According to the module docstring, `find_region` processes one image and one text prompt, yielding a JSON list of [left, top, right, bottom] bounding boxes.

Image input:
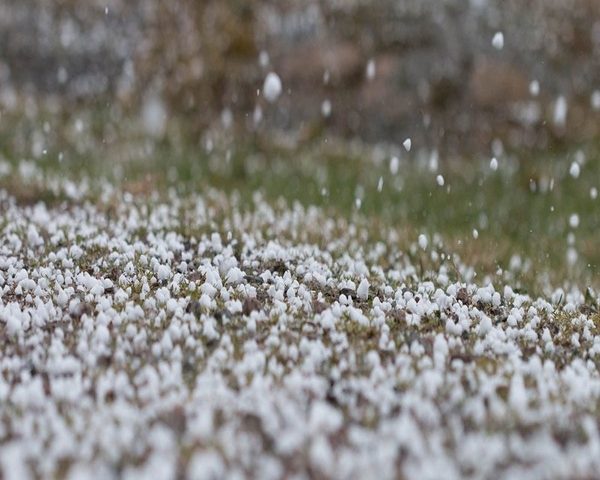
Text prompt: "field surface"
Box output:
[[1, 139, 600, 479]]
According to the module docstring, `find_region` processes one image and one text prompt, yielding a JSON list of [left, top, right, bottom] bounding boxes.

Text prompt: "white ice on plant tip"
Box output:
[[6, 315, 20, 337], [221, 109, 233, 129], [357, 278, 369, 301], [403, 138, 412, 152], [418, 233, 428, 250], [529, 80, 540, 97], [366, 59, 376, 80], [490, 157, 498, 171], [569, 214, 579, 229], [569, 161, 580, 178], [225, 267, 244, 285], [321, 99, 332, 117], [492, 31, 504, 50], [553, 96, 568, 127], [157, 264, 171, 281], [436, 174, 444, 186], [263, 72, 282, 103]]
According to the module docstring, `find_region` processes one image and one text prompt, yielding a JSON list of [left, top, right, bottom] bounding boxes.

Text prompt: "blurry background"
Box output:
[[2, 0, 600, 159]]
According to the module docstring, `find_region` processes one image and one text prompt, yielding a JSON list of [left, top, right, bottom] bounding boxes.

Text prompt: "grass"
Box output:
[[1, 105, 600, 296]]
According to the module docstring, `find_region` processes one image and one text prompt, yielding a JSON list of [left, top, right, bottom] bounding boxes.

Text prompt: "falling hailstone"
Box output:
[[377, 176, 383, 192], [436, 175, 445, 186], [569, 214, 580, 229], [490, 157, 498, 171], [553, 96, 567, 127], [357, 278, 369, 301], [428, 150, 439, 172], [366, 59, 376, 81], [390, 156, 399, 175], [592, 91, 600, 111], [263, 72, 282, 103], [321, 99, 332, 118], [403, 138, 412, 152], [529, 80, 540, 97], [569, 161, 580, 178], [567, 247, 578, 266], [259, 51, 270, 68], [492, 32, 504, 50], [142, 95, 167, 137], [253, 105, 263, 126], [221, 109, 234, 129]]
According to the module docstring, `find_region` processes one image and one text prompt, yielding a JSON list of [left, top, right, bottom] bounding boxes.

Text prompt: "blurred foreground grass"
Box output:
[[1, 108, 599, 296]]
